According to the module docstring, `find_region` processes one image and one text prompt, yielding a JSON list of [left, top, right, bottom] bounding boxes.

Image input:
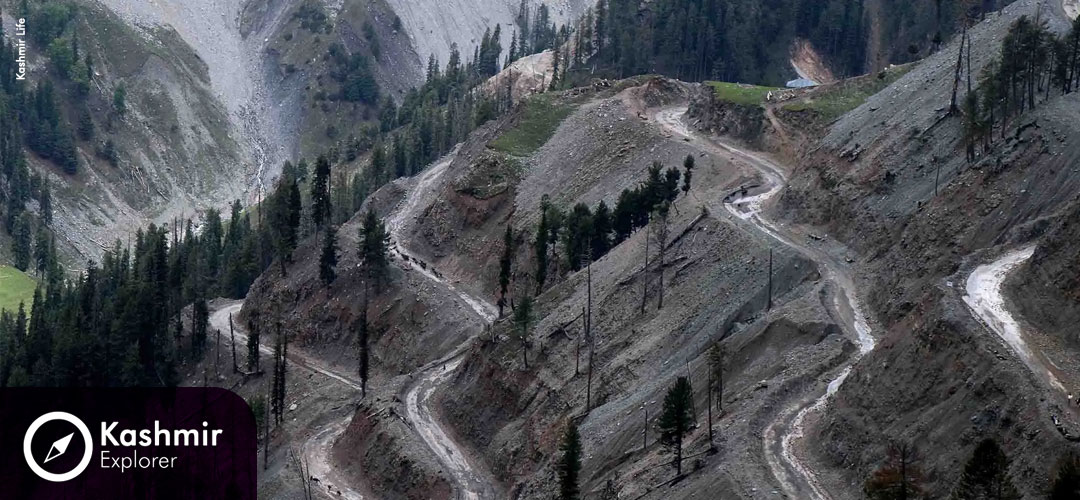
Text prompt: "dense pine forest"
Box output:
[[572, 0, 1016, 85]]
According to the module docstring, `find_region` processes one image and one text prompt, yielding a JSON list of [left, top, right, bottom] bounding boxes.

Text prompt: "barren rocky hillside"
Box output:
[[8, 0, 244, 262], [744, 0, 1080, 496], [238, 73, 874, 498], [386, 0, 590, 77], [38, 0, 1079, 497]]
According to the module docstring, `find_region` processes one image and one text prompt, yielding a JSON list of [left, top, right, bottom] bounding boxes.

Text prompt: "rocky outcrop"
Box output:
[[687, 86, 768, 148], [332, 405, 453, 500], [1009, 198, 1080, 348]]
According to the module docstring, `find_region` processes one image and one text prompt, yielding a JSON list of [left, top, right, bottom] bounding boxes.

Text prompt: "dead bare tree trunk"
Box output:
[[643, 407, 648, 452], [767, 248, 773, 311], [950, 24, 967, 114], [640, 231, 649, 315], [230, 313, 237, 373], [707, 370, 715, 452], [586, 259, 594, 411], [686, 360, 696, 426], [653, 208, 670, 311], [263, 383, 271, 471], [290, 450, 314, 500], [576, 306, 583, 376]]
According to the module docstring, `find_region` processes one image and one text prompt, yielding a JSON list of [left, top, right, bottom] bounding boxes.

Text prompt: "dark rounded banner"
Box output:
[[0, 388, 256, 499]]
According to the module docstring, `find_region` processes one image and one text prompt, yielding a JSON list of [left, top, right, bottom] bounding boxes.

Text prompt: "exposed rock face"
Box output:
[[687, 87, 768, 148], [332, 405, 453, 500], [29, 2, 245, 262], [1008, 198, 1080, 358], [98, 0, 297, 195], [384, 0, 593, 72]]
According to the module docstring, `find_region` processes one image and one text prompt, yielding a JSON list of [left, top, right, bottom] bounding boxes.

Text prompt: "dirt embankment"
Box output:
[[331, 404, 453, 499], [687, 88, 770, 149], [1009, 199, 1080, 336], [790, 38, 837, 85], [1006, 198, 1080, 395]]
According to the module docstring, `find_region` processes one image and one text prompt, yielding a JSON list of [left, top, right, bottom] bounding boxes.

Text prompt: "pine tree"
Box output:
[[562, 203, 592, 271], [658, 376, 693, 476], [515, 295, 533, 369], [269, 175, 302, 275], [357, 284, 370, 399], [359, 209, 390, 291], [950, 438, 1020, 500], [682, 154, 694, 196], [34, 227, 52, 276], [319, 225, 338, 286], [498, 224, 513, 318], [39, 179, 52, 225], [192, 298, 208, 359], [311, 155, 332, 232], [590, 200, 612, 260], [549, 49, 561, 91], [558, 423, 583, 500], [534, 208, 550, 295], [1050, 452, 1080, 500], [247, 314, 261, 372], [865, 441, 924, 500], [12, 212, 32, 271], [594, 0, 606, 57], [507, 29, 519, 66]]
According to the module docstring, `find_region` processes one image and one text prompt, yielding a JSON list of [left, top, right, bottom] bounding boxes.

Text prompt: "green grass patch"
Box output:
[[489, 95, 575, 156], [782, 65, 914, 122], [705, 82, 781, 107], [0, 266, 37, 315]]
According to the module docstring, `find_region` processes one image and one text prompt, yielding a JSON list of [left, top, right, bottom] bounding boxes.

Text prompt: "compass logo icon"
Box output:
[[23, 412, 94, 482]]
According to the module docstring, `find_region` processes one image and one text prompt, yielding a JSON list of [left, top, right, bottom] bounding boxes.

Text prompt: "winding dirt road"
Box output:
[[963, 247, 1073, 403], [209, 302, 368, 500], [655, 107, 876, 500], [211, 146, 500, 499], [386, 148, 499, 499]]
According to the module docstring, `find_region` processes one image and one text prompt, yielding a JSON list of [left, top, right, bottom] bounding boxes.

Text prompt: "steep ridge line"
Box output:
[[208, 301, 367, 500], [655, 106, 876, 500]]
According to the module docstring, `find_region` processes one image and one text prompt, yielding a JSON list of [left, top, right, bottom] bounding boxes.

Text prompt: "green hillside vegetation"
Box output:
[[706, 82, 781, 107], [581, 0, 1013, 85], [0, 266, 36, 315], [782, 64, 913, 121], [490, 95, 575, 156]]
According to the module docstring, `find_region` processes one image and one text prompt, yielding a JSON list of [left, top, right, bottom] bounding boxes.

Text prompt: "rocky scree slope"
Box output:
[[412, 81, 856, 498], [13, 1, 243, 262], [759, 0, 1080, 496]]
